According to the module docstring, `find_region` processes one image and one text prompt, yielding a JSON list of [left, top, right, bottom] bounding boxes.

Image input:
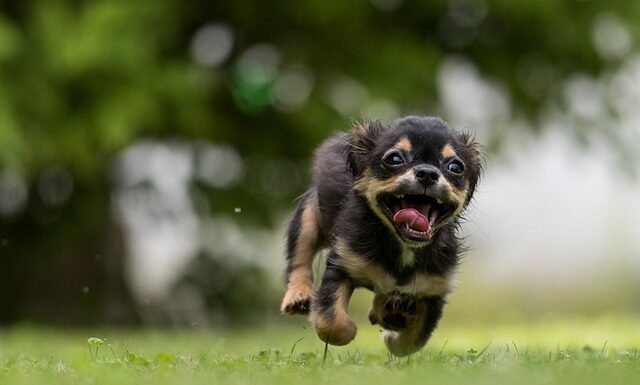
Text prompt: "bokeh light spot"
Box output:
[[0, 172, 28, 219], [190, 23, 234, 67]]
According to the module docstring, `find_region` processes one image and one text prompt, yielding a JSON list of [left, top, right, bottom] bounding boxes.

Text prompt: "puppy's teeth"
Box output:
[[436, 198, 443, 204]]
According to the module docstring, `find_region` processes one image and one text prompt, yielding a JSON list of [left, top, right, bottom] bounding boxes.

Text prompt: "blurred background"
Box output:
[[0, 0, 638, 328]]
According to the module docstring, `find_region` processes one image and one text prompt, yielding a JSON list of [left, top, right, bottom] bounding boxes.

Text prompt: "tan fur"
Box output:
[[441, 143, 457, 159], [335, 239, 396, 292], [395, 137, 412, 153], [440, 143, 470, 209], [310, 284, 356, 345], [435, 175, 468, 217], [280, 269, 314, 313], [403, 271, 455, 296], [335, 239, 455, 296], [353, 168, 416, 244], [449, 185, 469, 208], [353, 165, 468, 257], [352, 121, 370, 137], [280, 199, 320, 313], [350, 121, 372, 152], [354, 168, 414, 196], [368, 292, 431, 356], [383, 322, 425, 357]]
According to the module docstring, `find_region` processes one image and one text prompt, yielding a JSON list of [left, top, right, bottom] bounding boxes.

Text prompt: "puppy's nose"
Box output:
[[414, 166, 440, 186]]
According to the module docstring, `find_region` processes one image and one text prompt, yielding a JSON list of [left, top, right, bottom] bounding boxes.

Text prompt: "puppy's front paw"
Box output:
[[368, 292, 421, 331], [311, 312, 357, 346], [383, 330, 422, 357], [280, 286, 314, 315]]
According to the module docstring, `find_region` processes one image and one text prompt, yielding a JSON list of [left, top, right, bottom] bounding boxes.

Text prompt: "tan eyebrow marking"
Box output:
[[395, 137, 412, 153], [441, 143, 457, 159]]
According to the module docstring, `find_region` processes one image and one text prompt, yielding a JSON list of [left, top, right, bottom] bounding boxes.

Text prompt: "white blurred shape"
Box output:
[[0, 172, 28, 218], [237, 43, 280, 79], [608, 55, 640, 121], [367, 98, 400, 122], [563, 74, 605, 122], [592, 13, 632, 61], [327, 76, 369, 116], [468, 129, 640, 289], [607, 56, 640, 158], [448, 0, 489, 28], [274, 67, 314, 112], [201, 215, 282, 270], [437, 56, 510, 140], [196, 143, 244, 189], [190, 23, 234, 67], [114, 141, 198, 303]]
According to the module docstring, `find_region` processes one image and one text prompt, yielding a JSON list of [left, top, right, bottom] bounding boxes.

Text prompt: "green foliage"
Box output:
[[1, 0, 637, 194]]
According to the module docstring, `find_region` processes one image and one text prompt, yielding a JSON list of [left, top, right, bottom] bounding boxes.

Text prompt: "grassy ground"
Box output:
[[1, 315, 639, 385]]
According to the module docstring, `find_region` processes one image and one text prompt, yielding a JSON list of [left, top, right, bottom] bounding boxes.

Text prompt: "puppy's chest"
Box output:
[[336, 243, 454, 296]]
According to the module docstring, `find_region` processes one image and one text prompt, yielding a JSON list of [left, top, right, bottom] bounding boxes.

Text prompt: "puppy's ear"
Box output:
[[346, 120, 384, 176], [457, 132, 482, 203]]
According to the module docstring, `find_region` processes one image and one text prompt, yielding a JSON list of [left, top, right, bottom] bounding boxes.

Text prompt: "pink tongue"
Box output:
[[392, 208, 430, 232]]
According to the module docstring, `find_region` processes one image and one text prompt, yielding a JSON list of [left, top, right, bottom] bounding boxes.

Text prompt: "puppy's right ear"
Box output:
[[346, 120, 384, 176]]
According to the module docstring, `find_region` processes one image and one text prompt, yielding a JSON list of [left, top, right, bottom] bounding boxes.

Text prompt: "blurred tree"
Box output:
[[0, 0, 637, 325]]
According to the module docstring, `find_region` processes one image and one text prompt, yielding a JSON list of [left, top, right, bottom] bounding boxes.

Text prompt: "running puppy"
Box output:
[[280, 116, 481, 356]]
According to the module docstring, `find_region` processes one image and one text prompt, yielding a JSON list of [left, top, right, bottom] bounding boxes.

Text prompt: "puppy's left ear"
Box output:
[[346, 120, 384, 176], [457, 132, 483, 203]]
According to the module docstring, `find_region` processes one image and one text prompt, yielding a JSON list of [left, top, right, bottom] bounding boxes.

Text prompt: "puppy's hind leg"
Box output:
[[281, 190, 321, 315], [383, 296, 445, 357]]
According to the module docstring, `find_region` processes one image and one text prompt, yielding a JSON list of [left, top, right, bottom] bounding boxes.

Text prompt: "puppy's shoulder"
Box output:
[[312, 132, 351, 185], [312, 133, 349, 166]]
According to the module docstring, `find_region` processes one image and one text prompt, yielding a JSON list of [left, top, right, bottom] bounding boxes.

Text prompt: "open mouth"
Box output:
[[378, 193, 455, 243]]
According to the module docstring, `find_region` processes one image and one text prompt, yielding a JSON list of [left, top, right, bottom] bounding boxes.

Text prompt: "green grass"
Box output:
[[1, 315, 640, 385]]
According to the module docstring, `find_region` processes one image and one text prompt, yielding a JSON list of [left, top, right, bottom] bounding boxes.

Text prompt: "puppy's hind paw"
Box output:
[[280, 287, 313, 315]]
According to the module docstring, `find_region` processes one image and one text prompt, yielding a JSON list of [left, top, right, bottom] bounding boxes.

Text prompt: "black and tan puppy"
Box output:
[[280, 116, 481, 356]]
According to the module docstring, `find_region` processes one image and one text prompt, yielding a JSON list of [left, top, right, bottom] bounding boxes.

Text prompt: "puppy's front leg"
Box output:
[[382, 296, 445, 357], [310, 259, 356, 346], [281, 191, 320, 315]]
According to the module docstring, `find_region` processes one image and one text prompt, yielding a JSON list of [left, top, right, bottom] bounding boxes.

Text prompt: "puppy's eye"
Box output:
[[447, 160, 465, 174], [383, 151, 405, 167]]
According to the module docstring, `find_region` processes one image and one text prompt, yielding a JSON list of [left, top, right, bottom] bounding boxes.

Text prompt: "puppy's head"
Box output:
[[348, 116, 481, 247]]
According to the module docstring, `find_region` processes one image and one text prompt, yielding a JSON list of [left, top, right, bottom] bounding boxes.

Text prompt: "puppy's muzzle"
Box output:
[[414, 166, 440, 188]]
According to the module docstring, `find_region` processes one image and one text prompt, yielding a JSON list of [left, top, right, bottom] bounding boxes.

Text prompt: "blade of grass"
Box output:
[[322, 340, 329, 366], [289, 337, 305, 356]]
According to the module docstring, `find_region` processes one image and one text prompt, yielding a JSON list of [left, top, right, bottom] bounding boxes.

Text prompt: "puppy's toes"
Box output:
[[280, 288, 313, 315], [284, 297, 311, 314]]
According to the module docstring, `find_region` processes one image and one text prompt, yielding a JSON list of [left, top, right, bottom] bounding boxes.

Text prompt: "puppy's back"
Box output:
[[312, 133, 353, 235]]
